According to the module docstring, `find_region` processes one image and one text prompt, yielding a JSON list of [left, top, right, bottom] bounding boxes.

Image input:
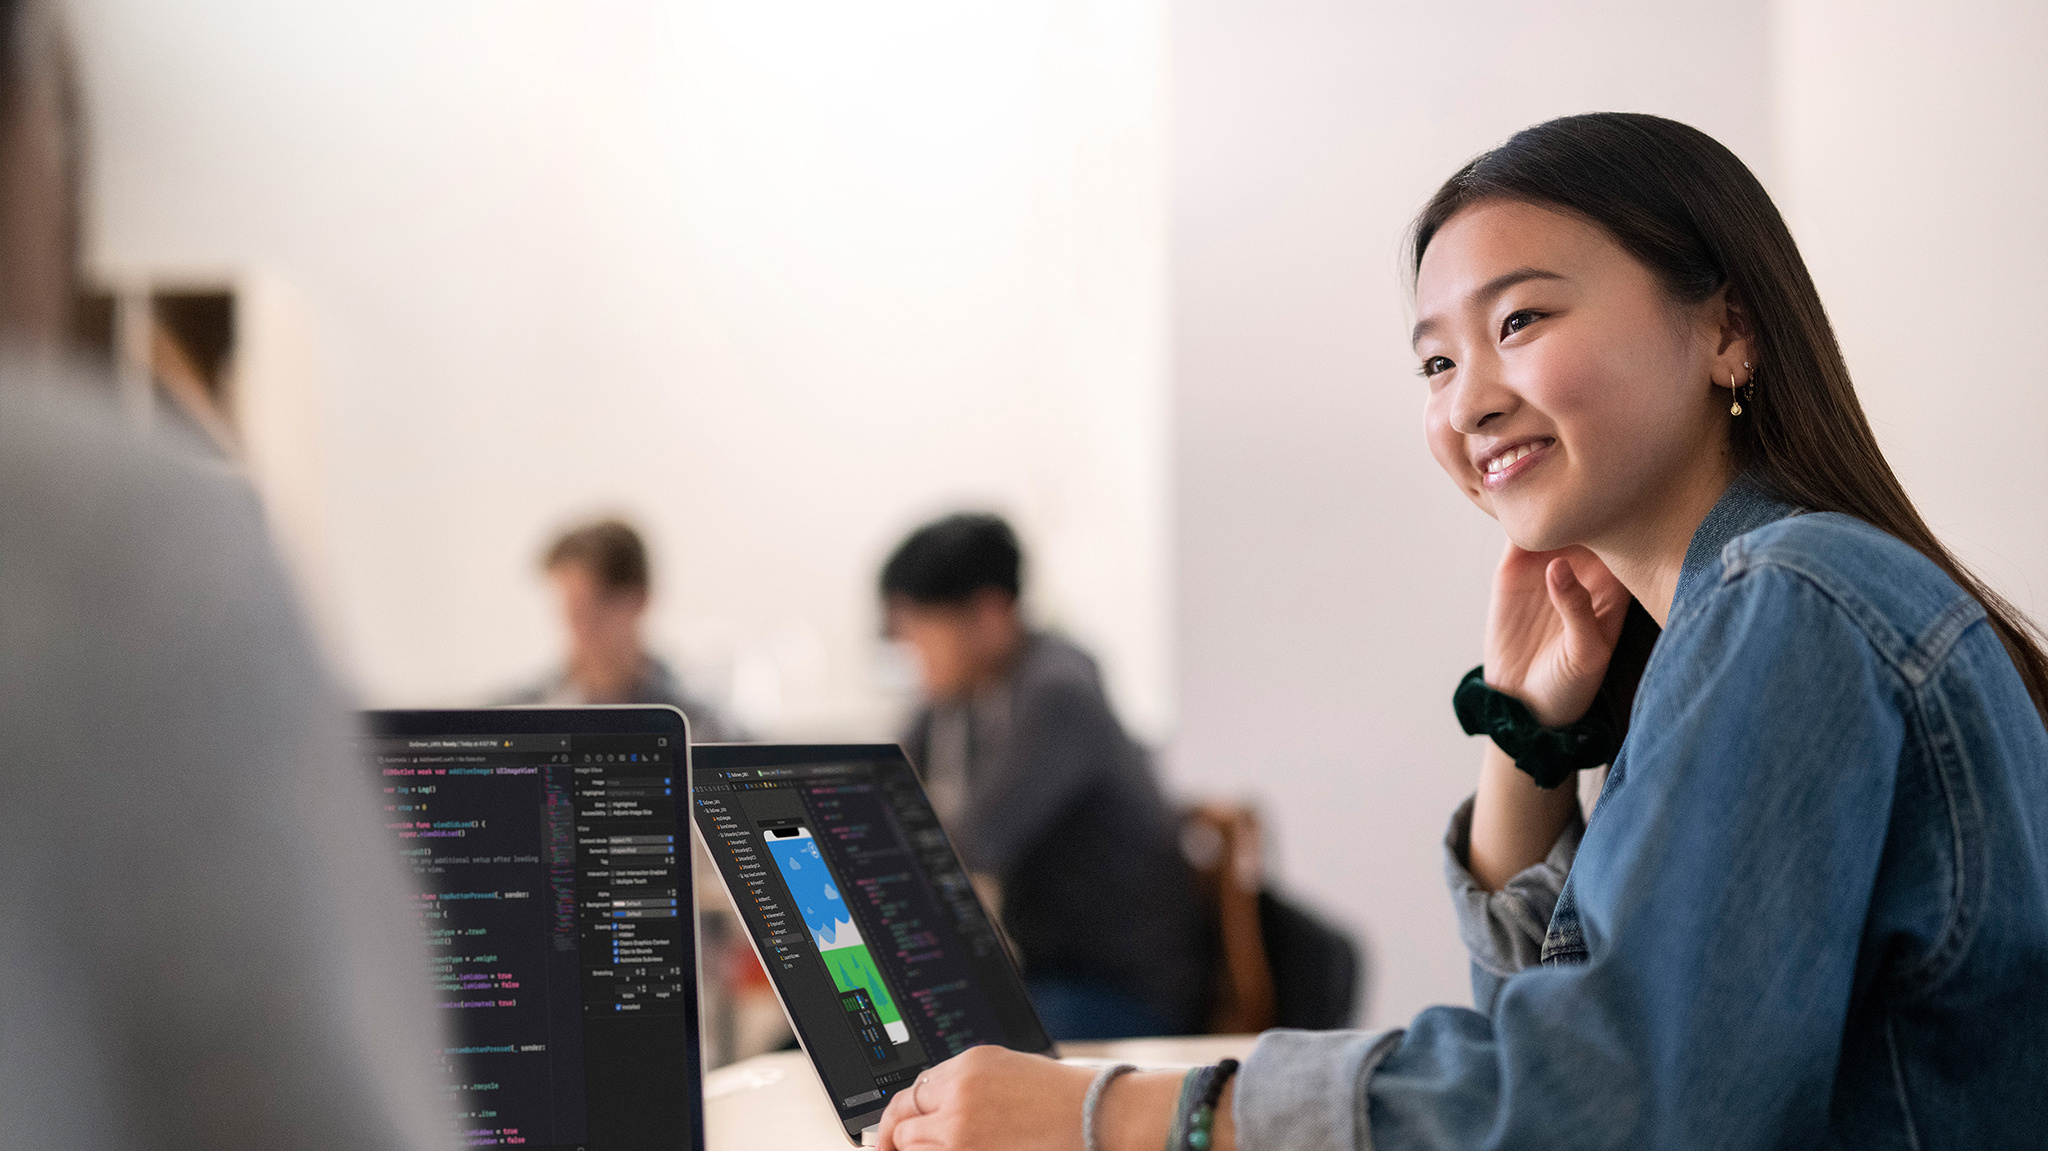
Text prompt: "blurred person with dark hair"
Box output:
[[502, 516, 741, 741], [883, 513, 1207, 1040], [0, 1, 450, 1147]]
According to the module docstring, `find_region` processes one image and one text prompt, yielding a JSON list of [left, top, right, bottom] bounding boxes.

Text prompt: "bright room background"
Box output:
[[68, 0, 2048, 1030]]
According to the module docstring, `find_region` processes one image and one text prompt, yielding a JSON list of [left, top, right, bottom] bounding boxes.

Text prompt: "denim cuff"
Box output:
[[1442, 794, 1582, 979], [1235, 1028, 1404, 1151]]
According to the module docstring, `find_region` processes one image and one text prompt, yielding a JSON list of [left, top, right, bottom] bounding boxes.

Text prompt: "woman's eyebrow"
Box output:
[[1411, 266, 1568, 348]]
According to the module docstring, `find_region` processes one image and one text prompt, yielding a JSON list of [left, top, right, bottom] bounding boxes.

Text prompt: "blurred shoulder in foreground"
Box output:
[[0, 375, 452, 1151]]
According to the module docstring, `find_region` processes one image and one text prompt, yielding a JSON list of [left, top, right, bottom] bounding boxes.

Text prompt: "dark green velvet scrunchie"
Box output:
[[1453, 665, 1623, 789]]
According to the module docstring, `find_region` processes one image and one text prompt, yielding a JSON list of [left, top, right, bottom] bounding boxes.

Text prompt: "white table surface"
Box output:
[[705, 1036, 1259, 1151]]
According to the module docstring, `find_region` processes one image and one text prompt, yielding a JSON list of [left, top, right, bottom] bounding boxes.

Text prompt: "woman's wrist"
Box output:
[[1093, 1069, 1181, 1151], [1480, 668, 1595, 729], [1094, 1067, 1238, 1151], [1468, 743, 1580, 891], [1084, 1064, 1139, 1151]]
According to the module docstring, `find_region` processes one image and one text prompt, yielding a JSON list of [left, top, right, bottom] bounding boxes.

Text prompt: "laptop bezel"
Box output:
[[689, 741, 1055, 1145], [358, 705, 706, 1151]]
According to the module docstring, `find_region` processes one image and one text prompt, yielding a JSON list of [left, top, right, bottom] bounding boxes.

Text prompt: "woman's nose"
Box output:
[[1447, 368, 1514, 436]]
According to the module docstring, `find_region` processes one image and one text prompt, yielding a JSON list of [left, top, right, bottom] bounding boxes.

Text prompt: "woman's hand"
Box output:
[[874, 1047, 1199, 1151], [1484, 542, 1630, 726], [1466, 542, 1629, 890], [875, 1046, 1092, 1151]]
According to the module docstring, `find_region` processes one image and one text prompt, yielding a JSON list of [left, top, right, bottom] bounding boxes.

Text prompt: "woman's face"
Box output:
[[1414, 200, 1737, 553]]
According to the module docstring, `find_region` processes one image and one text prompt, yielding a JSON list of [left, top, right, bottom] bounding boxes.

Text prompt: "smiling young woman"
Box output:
[[873, 113, 2048, 1151]]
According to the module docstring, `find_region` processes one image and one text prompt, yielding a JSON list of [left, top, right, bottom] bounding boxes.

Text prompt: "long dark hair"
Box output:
[[1410, 112, 2048, 727]]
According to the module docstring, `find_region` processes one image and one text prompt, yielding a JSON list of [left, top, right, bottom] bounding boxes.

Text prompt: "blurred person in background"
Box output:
[[504, 517, 752, 1061], [882, 512, 1208, 1040], [0, 0, 449, 1146], [502, 516, 742, 741]]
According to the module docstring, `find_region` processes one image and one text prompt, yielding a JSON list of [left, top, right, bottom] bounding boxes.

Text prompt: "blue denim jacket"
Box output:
[[1235, 482, 2048, 1149]]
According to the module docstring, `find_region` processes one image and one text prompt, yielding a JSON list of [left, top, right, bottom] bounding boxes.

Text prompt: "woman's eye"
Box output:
[[1501, 310, 1541, 337], [1418, 356, 1454, 378]]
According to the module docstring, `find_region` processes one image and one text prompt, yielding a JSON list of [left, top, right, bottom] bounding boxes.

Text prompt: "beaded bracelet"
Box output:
[[1165, 1059, 1240, 1151], [1164, 1064, 1202, 1151]]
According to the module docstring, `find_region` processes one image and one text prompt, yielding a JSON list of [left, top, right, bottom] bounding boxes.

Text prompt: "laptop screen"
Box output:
[[361, 709, 701, 1151], [690, 744, 1050, 1139]]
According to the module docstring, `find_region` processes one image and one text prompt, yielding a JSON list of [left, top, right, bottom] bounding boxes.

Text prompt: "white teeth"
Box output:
[[1485, 443, 1540, 474]]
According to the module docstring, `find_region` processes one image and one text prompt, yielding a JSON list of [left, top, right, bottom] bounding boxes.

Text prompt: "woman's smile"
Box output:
[[1476, 436, 1555, 490]]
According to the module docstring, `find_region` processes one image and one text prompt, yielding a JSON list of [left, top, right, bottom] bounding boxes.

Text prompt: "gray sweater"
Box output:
[[0, 379, 450, 1151], [901, 632, 1209, 1029]]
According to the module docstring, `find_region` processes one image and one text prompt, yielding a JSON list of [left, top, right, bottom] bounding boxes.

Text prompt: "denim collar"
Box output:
[[1670, 476, 1801, 618]]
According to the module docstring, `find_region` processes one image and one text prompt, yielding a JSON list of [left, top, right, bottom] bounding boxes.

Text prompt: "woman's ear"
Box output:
[[1705, 287, 1756, 392]]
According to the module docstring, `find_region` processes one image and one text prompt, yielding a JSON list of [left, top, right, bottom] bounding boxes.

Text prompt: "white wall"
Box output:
[[68, 0, 1173, 741], [1774, 0, 2048, 624], [1170, 0, 1773, 1028]]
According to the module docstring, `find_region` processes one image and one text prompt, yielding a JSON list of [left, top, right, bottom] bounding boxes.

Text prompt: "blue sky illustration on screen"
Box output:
[[765, 828, 908, 1042], [766, 833, 859, 946]]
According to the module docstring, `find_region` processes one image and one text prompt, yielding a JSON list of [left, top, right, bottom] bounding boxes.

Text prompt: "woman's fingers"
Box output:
[[875, 1067, 942, 1151], [874, 1084, 912, 1151], [1545, 556, 1592, 620], [1490, 544, 1566, 674], [1496, 540, 1559, 593], [879, 1053, 984, 1150], [874, 1047, 1099, 1151], [1545, 559, 1605, 666], [884, 1113, 934, 1151]]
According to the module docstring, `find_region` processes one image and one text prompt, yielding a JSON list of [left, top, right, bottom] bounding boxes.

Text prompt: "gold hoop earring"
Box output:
[[1730, 361, 1756, 417]]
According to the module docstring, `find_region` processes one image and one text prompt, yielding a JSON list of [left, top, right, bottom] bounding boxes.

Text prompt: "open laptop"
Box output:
[[358, 706, 705, 1151], [691, 743, 1054, 1145]]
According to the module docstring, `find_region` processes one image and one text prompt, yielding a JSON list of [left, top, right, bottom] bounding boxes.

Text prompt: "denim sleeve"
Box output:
[[1235, 568, 1904, 1151], [1441, 794, 1581, 1007], [1235, 1028, 1405, 1150]]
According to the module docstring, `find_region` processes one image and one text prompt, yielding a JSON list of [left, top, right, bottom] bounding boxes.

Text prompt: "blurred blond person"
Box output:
[[503, 517, 741, 741]]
